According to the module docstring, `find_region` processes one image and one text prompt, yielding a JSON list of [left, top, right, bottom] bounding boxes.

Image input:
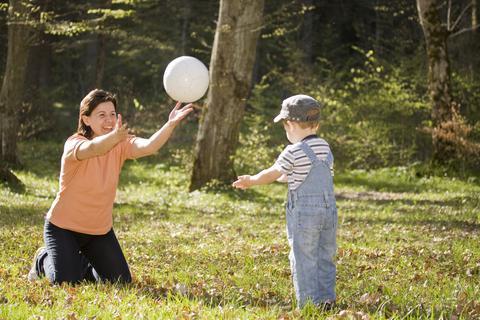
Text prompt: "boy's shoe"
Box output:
[[318, 299, 335, 311], [28, 247, 46, 282]]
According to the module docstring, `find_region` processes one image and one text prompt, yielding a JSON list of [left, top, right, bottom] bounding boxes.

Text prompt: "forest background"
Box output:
[[0, 1, 479, 319], [0, 0, 479, 180]]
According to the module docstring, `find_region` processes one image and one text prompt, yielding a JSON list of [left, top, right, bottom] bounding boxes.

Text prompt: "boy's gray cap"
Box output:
[[273, 94, 321, 123]]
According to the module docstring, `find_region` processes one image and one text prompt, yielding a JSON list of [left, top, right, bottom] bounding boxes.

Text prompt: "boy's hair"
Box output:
[[297, 120, 319, 129], [285, 119, 319, 129]]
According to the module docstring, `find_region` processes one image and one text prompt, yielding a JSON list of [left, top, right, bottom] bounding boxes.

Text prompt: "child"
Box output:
[[232, 94, 337, 309], [28, 89, 193, 284]]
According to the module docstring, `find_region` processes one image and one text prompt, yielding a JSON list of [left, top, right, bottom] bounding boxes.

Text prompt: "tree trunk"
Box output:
[[0, 0, 33, 165], [472, 0, 478, 79], [0, 160, 24, 192], [473, 0, 478, 30], [180, 0, 191, 55], [190, 0, 264, 191], [95, 33, 106, 88], [84, 0, 111, 91], [22, 32, 52, 138], [301, 0, 314, 64], [417, 0, 456, 162], [374, 0, 382, 56]]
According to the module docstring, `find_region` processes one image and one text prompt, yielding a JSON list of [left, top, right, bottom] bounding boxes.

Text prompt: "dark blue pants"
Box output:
[[35, 220, 132, 284]]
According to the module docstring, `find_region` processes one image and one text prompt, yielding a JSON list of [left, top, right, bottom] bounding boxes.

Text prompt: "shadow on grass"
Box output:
[[336, 192, 479, 208], [335, 175, 422, 193], [131, 278, 291, 310], [196, 183, 285, 206], [345, 216, 480, 231], [0, 204, 45, 227]]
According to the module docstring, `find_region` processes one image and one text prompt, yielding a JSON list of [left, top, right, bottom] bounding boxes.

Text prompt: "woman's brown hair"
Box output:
[[77, 89, 117, 139]]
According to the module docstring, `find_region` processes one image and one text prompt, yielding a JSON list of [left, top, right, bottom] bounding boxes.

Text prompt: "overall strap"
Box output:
[[299, 142, 319, 165]]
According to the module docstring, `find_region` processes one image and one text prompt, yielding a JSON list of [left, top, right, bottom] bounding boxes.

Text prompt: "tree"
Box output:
[[190, 0, 264, 191], [416, 0, 479, 163], [0, 0, 34, 165], [0, 159, 24, 192]]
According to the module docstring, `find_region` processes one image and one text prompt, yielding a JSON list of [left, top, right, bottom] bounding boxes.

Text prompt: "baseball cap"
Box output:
[[273, 94, 321, 123]]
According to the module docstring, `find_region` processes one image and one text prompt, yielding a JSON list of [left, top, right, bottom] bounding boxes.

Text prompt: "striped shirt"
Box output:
[[274, 136, 334, 190]]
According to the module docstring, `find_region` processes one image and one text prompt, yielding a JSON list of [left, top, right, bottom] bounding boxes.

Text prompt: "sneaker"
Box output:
[[28, 247, 46, 282], [318, 299, 335, 311]]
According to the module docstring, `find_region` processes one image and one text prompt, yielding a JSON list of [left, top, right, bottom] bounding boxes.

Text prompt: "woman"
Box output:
[[28, 89, 193, 284]]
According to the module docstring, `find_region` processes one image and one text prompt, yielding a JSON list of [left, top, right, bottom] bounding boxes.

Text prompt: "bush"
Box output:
[[248, 48, 431, 171]]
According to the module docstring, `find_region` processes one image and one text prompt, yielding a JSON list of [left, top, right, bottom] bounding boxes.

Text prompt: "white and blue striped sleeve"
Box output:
[[274, 146, 295, 175]]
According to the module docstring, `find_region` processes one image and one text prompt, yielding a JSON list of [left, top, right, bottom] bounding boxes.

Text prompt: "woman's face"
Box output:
[[82, 101, 117, 138]]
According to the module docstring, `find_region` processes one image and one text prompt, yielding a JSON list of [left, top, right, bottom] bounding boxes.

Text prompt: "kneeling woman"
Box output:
[[29, 89, 193, 284]]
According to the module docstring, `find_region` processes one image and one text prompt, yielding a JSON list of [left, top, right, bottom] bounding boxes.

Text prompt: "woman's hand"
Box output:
[[113, 114, 129, 143], [76, 114, 129, 161], [167, 102, 194, 127]]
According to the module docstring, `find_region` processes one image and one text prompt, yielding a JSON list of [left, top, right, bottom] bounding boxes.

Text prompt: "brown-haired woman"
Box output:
[[28, 89, 193, 284]]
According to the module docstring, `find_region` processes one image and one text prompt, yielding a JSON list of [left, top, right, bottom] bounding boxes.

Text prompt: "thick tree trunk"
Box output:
[[190, 0, 264, 191], [0, 0, 33, 165], [417, 0, 456, 162]]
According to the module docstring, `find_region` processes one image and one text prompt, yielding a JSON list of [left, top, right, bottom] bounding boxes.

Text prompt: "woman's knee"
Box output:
[[49, 270, 83, 285], [111, 269, 132, 284], [97, 267, 131, 284]]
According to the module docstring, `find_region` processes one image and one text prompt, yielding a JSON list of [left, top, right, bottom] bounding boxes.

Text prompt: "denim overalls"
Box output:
[[286, 142, 337, 307]]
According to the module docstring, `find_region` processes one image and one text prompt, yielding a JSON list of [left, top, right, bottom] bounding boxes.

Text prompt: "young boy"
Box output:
[[232, 94, 337, 309]]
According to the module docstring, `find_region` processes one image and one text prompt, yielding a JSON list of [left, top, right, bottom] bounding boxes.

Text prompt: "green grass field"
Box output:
[[0, 140, 479, 319]]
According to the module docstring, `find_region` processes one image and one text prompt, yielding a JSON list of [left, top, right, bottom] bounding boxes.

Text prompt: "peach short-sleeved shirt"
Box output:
[[46, 134, 137, 235]]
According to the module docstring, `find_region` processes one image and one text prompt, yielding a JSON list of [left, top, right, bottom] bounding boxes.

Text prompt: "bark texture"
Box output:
[[190, 0, 264, 190]]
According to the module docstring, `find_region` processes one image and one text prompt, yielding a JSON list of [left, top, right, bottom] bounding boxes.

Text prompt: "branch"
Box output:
[[450, 24, 480, 38], [447, 0, 452, 30], [450, 2, 472, 32]]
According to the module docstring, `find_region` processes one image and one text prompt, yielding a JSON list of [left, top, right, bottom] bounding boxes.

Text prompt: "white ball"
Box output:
[[163, 56, 209, 103]]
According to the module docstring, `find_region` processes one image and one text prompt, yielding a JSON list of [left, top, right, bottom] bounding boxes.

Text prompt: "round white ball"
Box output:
[[163, 56, 209, 103]]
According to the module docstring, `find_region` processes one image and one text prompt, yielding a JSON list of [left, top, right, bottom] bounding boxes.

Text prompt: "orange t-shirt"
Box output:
[[46, 134, 137, 235]]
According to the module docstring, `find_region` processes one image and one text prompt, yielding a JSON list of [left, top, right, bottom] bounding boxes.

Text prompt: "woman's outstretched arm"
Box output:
[[130, 102, 194, 159]]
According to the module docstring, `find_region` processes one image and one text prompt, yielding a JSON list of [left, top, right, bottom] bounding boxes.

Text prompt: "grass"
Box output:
[[0, 140, 479, 319]]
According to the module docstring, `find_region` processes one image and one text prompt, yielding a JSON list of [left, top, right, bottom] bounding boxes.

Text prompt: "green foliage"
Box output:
[[249, 47, 431, 171], [1, 140, 479, 318], [323, 49, 431, 169], [234, 114, 284, 175], [2, 0, 479, 178]]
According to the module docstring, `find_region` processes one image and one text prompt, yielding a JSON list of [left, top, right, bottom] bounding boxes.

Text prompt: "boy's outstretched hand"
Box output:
[[232, 175, 253, 190], [232, 167, 282, 189]]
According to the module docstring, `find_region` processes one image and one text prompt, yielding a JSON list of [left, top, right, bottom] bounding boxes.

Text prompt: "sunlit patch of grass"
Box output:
[[1, 140, 479, 319]]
